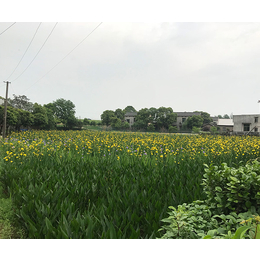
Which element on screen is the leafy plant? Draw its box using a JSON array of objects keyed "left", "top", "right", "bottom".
[
  {"left": 158, "top": 200, "right": 218, "bottom": 239},
  {"left": 203, "top": 213, "right": 260, "bottom": 239},
  {"left": 202, "top": 160, "right": 260, "bottom": 214}
]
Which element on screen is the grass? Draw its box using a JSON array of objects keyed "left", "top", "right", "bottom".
[
  {"left": 0, "top": 186, "right": 25, "bottom": 239},
  {"left": 0, "top": 141, "right": 25, "bottom": 239}
]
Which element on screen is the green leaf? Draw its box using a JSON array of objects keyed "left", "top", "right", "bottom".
[
  {"left": 215, "top": 186, "right": 222, "bottom": 192},
  {"left": 203, "top": 235, "right": 212, "bottom": 239},
  {"left": 255, "top": 225, "right": 260, "bottom": 239},
  {"left": 232, "top": 226, "right": 250, "bottom": 239}
]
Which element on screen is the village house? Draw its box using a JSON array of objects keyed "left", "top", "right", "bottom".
[
  {"left": 217, "top": 118, "right": 234, "bottom": 133},
  {"left": 124, "top": 112, "right": 137, "bottom": 127},
  {"left": 233, "top": 114, "right": 260, "bottom": 133},
  {"left": 174, "top": 112, "right": 201, "bottom": 130}
]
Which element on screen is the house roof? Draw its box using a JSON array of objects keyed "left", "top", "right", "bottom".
[
  {"left": 125, "top": 112, "right": 137, "bottom": 117},
  {"left": 217, "top": 119, "right": 234, "bottom": 126},
  {"left": 175, "top": 112, "right": 201, "bottom": 117}
]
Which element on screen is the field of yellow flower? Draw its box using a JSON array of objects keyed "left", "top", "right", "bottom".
[{"left": 1, "top": 130, "right": 260, "bottom": 238}]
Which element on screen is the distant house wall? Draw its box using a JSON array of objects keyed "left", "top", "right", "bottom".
[
  {"left": 233, "top": 114, "right": 260, "bottom": 132},
  {"left": 217, "top": 119, "right": 234, "bottom": 133},
  {"left": 124, "top": 112, "right": 137, "bottom": 127},
  {"left": 174, "top": 112, "right": 201, "bottom": 130}
]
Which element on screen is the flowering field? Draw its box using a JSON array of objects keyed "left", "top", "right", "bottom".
[{"left": 1, "top": 130, "right": 260, "bottom": 238}]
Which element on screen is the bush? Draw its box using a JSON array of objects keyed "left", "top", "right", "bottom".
[
  {"left": 168, "top": 126, "right": 177, "bottom": 133},
  {"left": 158, "top": 159, "right": 260, "bottom": 239},
  {"left": 210, "top": 126, "right": 218, "bottom": 134},
  {"left": 158, "top": 200, "right": 217, "bottom": 239},
  {"left": 192, "top": 127, "right": 201, "bottom": 134},
  {"left": 147, "top": 124, "right": 155, "bottom": 132},
  {"left": 202, "top": 160, "right": 260, "bottom": 214}
]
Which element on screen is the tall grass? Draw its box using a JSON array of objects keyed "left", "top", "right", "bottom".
[{"left": 1, "top": 130, "right": 260, "bottom": 238}]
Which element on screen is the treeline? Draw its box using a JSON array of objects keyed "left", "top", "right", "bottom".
[
  {"left": 101, "top": 106, "right": 213, "bottom": 132},
  {"left": 0, "top": 95, "right": 85, "bottom": 134}
]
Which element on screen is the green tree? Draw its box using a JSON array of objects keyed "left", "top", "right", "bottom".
[
  {"left": 156, "top": 107, "right": 177, "bottom": 130},
  {"left": 32, "top": 103, "right": 48, "bottom": 129},
  {"left": 83, "top": 118, "right": 90, "bottom": 125},
  {"left": 111, "top": 117, "right": 122, "bottom": 130},
  {"left": 194, "top": 111, "right": 212, "bottom": 125},
  {"left": 15, "top": 109, "right": 34, "bottom": 131},
  {"left": 8, "top": 94, "right": 33, "bottom": 112},
  {"left": 115, "top": 108, "right": 125, "bottom": 120},
  {"left": 43, "top": 104, "right": 57, "bottom": 130},
  {"left": 124, "top": 106, "right": 137, "bottom": 113},
  {"left": 135, "top": 108, "right": 151, "bottom": 130},
  {"left": 223, "top": 114, "right": 230, "bottom": 119},
  {"left": 101, "top": 110, "right": 115, "bottom": 126},
  {"left": 186, "top": 115, "right": 204, "bottom": 130},
  {"left": 52, "top": 99, "right": 77, "bottom": 129}
]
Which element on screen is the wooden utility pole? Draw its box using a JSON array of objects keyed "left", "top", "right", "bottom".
[{"left": 3, "top": 81, "right": 10, "bottom": 138}]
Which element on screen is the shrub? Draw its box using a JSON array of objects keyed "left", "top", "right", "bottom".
[
  {"left": 192, "top": 127, "right": 201, "bottom": 134},
  {"left": 147, "top": 124, "right": 155, "bottom": 132},
  {"left": 202, "top": 160, "right": 260, "bottom": 214},
  {"left": 158, "top": 160, "right": 260, "bottom": 239},
  {"left": 203, "top": 211, "right": 260, "bottom": 239},
  {"left": 210, "top": 126, "right": 218, "bottom": 134},
  {"left": 168, "top": 126, "right": 177, "bottom": 133},
  {"left": 158, "top": 200, "right": 218, "bottom": 239}
]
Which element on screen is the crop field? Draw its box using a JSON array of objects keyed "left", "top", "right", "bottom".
[{"left": 1, "top": 130, "right": 260, "bottom": 238}]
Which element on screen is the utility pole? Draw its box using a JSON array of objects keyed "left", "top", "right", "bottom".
[{"left": 3, "top": 81, "right": 10, "bottom": 139}]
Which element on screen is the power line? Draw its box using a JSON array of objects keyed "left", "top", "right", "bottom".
[
  {"left": 7, "top": 23, "right": 42, "bottom": 80},
  {"left": 23, "top": 22, "right": 103, "bottom": 93},
  {"left": 0, "top": 22, "right": 16, "bottom": 36},
  {"left": 11, "top": 22, "right": 58, "bottom": 82}
]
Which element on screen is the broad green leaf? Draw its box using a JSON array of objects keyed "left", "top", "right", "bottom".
[{"left": 232, "top": 226, "right": 250, "bottom": 239}]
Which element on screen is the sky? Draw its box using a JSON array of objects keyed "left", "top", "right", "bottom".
[{"left": 1, "top": 3, "right": 260, "bottom": 120}]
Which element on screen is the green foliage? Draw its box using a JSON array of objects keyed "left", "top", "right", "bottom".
[
  {"left": 158, "top": 159, "right": 260, "bottom": 239},
  {"left": 158, "top": 201, "right": 217, "bottom": 239},
  {"left": 203, "top": 212, "right": 260, "bottom": 239},
  {"left": 52, "top": 98, "right": 76, "bottom": 129},
  {"left": 192, "top": 127, "right": 201, "bottom": 134},
  {"left": 147, "top": 124, "right": 155, "bottom": 132},
  {"left": 186, "top": 115, "right": 203, "bottom": 129},
  {"left": 168, "top": 126, "right": 177, "bottom": 133},
  {"left": 115, "top": 108, "right": 125, "bottom": 120},
  {"left": 101, "top": 110, "right": 115, "bottom": 126},
  {"left": 123, "top": 106, "right": 137, "bottom": 113},
  {"left": 202, "top": 160, "right": 260, "bottom": 214},
  {"left": 8, "top": 94, "right": 33, "bottom": 112},
  {"left": 210, "top": 126, "right": 218, "bottom": 134},
  {"left": 83, "top": 118, "right": 90, "bottom": 125}
]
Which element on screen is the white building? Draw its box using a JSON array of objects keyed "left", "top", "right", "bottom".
[{"left": 233, "top": 114, "right": 260, "bottom": 133}]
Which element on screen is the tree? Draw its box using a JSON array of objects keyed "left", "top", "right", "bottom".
[
  {"left": 32, "top": 103, "right": 48, "bottom": 129},
  {"left": 124, "top": 106, "right": 136, "bottom": 113},
  {"left": 194, "top": 111, "right": 212, "bottom": 125},
  {"left": 223, "top": 114, "right": 230, "bottom": 119},
  {"left": 8, "top": 94, "right": 33, "bottom": 112},
  {"left": 115, "top": 108, "right": 125, "bottom": 120},
  {"left": 156, "top": 107, "right": 177, "bottom": 130},
  {"left": 111, "top": 117, "right": 122, "bottom": 130},
  {"left": 83, "top": 118, "right": 90, "bottom": 125},
  {"left": 52, "top": 98, "right": 77, "bottom": 129},
  {"left": 135, "top": 108, "right": 151, "bottom": 130},
  {"left": 15, "top": 109, "right": 34, "bottom": 131},
  {"left": 44, "top": 104, "right": 57, "bottom": 130},
  {"left": 101, "top": 110, "right": 115, "bottom": 126},
  {"left": 0, "top": 106, "right": 19, "bottom": 132},
  {"left": 186, "top": 115, "right": 203, "bottom": 130}
]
